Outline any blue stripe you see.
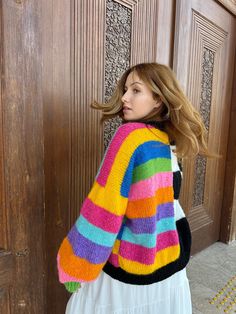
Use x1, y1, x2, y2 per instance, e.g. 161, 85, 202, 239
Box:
75, 215, 116, 247
122, 226, 156, 248
156, 217, 176, 233
122, 218, 176, 248
121, 153, 136, 197
134, 141, 170, 167
120, 141, 170, 197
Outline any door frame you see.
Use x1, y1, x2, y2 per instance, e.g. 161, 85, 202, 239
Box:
220, 50, 236, 243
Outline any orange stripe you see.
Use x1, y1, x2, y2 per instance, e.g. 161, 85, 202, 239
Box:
126, 186, 173, 218
58, 238, 104, 281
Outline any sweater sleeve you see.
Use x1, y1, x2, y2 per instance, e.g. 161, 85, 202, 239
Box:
57, 124, 136, 290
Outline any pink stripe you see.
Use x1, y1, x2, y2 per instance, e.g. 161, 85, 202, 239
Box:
129, 172, 172, 200
81, 198, 123, 233
156, 230, 179, 251
57, 255, 85, 283
108, 253, 119, 267
119, 231, 179, 265
96, 123, 147, 186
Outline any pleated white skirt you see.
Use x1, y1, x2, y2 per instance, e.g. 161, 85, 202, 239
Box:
66, 268, 192, 314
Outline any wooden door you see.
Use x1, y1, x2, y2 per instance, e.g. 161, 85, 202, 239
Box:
42, 0, 176, 312
173, 0, 236, 253
0, 1, 45, 313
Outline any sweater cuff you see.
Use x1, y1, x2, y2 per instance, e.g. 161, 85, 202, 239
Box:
64, 282, 81, 293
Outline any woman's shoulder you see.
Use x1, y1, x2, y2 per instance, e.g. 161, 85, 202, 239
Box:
111, 122, 147, 143
114, 122, 169, 146
117, 121, 147, 133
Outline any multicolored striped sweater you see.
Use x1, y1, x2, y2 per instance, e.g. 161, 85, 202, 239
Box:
57, 122, 191, 291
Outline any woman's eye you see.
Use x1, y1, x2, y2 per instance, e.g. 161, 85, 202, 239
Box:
133, 89, 140, 93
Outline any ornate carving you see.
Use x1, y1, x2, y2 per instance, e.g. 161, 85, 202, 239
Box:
193, 156, 207, 207
200, 48, 214, 131
104, 0, 132, 149
193, 47, 214, 207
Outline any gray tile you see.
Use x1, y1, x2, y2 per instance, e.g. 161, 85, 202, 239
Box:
189, 281, 218, 313
187, 242, 236, 314
192, 308, 203, 314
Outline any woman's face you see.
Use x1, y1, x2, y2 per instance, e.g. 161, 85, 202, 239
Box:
121, 71, 161, 121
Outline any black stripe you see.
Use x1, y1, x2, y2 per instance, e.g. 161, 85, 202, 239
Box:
173, 171, 182, 199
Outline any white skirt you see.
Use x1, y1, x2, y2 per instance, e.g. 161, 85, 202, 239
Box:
66, 268, 192, 314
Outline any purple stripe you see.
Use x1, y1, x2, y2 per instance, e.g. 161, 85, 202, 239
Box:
126, 202, 174, 234
126, 216, 156, 234
156, 202, 174, 220
68, 225, 111, 264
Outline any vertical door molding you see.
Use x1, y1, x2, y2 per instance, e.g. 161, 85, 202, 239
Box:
42, 0, 74, 311
131, 0, 158, 64
0, 2, 12, 311
70, 0, 105, 223
221, 52, 236, 243
155, 0, 175, 66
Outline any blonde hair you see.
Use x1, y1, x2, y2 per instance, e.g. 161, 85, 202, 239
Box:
91, 62, 215, 158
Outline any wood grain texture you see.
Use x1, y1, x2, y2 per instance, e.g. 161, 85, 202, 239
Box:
42, 0, 72, 312
71, 0, 105, 224
231, 177, 236, 241
114, 0, 138, 9
42, 0, 105, 312
221, 47, 236, 243
0, 250, 13, 287
0, 0, 8, 251
1, 0, 45, 313
155, 0, 175, 66
0, 250, 12, 314
131, 0, 158, 64
216, 0, 236, 15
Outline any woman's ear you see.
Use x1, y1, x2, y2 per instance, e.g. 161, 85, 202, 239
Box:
154, 99, 162, 109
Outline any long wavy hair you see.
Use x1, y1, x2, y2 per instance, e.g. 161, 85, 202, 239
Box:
91, 62, 215, 158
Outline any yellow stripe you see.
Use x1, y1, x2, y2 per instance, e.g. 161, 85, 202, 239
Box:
88, 128, 169, 216
112, 239, 121, 254
88, 182, 128, 215
118, 245, 180, 275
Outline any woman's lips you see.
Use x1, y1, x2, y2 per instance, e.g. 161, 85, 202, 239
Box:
123, 107, 131, 112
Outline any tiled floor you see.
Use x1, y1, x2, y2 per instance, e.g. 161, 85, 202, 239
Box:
187, 241, 236, 314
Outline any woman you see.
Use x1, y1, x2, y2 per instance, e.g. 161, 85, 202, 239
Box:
57, 63, 212, 313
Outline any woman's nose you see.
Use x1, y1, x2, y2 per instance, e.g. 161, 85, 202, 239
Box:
122, 91, 129, 103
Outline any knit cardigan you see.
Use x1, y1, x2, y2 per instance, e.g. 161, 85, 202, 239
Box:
57, 122, 191, 291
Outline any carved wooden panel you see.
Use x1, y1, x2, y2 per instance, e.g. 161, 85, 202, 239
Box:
185, 8, 228, 233
104, 0, 131, 148
103, 0, 175, 147
174, 0, 236, 253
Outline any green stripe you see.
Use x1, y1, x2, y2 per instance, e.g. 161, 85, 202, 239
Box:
132, 158, 171, 183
